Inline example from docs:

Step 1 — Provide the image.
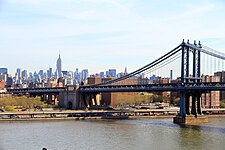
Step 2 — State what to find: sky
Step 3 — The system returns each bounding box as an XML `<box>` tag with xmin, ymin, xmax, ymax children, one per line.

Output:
<box><xmin>1</xmin><ymin>0</ymin><xmax>225</xmax><ymax>75</ymax></box>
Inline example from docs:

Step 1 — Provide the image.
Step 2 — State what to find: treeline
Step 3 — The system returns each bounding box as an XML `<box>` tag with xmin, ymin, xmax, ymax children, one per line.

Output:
<box><xmin>0</xmin><ymin>96</ymin><xmax>47</xmax><ymax>111</ymax></box>
<box><xmin>115</xmin><ymin>93</ymin><xmax>180</xmax><ymax>106</ymax></box>
<box><xmin>220</xmin><ymin>100</ymin><xmax>225</xmax><ymax>108</ymax></box>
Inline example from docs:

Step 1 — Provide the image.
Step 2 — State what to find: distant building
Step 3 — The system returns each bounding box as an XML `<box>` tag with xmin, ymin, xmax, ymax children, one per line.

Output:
<box><xmin>62</xmin><ymin>71</ymin><xmax>68</xmax><ymax>77</ymax></box>
<box><xmin>0</xmin><ymin>68</ymin><xmax>7</xmax><ymax>74</ymax></box>
<box><xmin>47</xmin><ymin>67</ymin><xmax>53</xmax><ymax>79</ymax></box>
<box><xmin>22</xmin><ymin>70</ymin><xmax>28</xmax><ymax>81</ymax></box>
<box><xmin>138</xmin><ymin>76</ymin><xmax>149</xmax><ymax>84</ymax></box>
<box><xmin>214</xmin><ymin>71</ymin><xmax>225</xmax><ymax>101</ymax></box>
<box><xmin>16</xmin><ymin>68</ymin><xmax>21</xmax><ymax>84</ymax></box>
<box><xmin>81</xmin><ymin>69</ymin><xmax>89</xmax><ymax>82</ymax></box>
<box><xmin>87</xmin><ymin>75</ymin><xmax>101</xmax><ymax>85</ymax></box>
<box><xmin>100</xmin><ymin>72</ymin><xmax>104</xmax><ymax>79</ymax></box>
<box><xmin>153</xmin><ymin>77</ymin><xmax>170</xmax><ymax>97</ymax></box>
<box><xmin>6</xmin><ymin>76</ymin><xmax>13</xmax><ymax>87</ymax></box>
<box><xmin>74</xmin><ymin>68</ymin><xmax>79</xmax><ymax>82</ymax></box>
<box><xmin>106</xmin><ymin>69</ymin><xmax>116</xmax><ymax>78</ymax></box>
<box><xmin>101</xmin><ymin>77</ymin><xmax>139</xmax><ymax>106</ymax></box>
<box><xmin>0</xmin><ymin>80</ymin><xmax>5</xmax><ymax>90</ymax></box>
<box><xmin>170</xmin><ymin>70</ymin><xmax>173</xmax><ymax>80</ymax></box>
<box><xmin>124</xmin><ymin>67</ymin><xmax>128</xmax><ymax>75</ymax></box>
<box><xmin>201</xmin><ymin>75</ymin><xmax>220</xmax><ymax>108</ymax></box>
<box><xmin>149</xmin><ymin>75</ymin><xmax>158</xmax><ymax>83</ymax></box>
<box><xmin>56</xmin><ymin>53</ymin><xmax>62</xmax><ymax>78</ymax></box>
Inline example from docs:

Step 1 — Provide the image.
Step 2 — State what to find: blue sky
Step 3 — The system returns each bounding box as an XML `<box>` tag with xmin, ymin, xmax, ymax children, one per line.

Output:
<box><xmin>1</xmin><ymin>0</ymin><xmax>225</xmax><ymax>75</ymax></box>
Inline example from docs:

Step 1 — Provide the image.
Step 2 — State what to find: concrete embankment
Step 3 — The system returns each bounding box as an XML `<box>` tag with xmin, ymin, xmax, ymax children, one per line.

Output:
<box><xmin>0</xmin><ymin>108</ymin><xmax>225</xmax><ymax>121</ymax></box>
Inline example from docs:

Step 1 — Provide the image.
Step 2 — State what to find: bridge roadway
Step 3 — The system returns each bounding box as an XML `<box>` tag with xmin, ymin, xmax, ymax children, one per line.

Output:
<box><xmin>79</xmin><ymin>82</ymin><xmax>225</xmax><ymax>93</ymax></box>
<box><xmin>7</xmin><ymin>87</ymin><xmax>65</xmax><ymax>94</ymax></box>
<box><xmin>6</xmin><ymin>82</ymin><xmax>225</xmax><ymax>94</ymax></box>
<box><xmin>0</xmin><ymin>108</ymin><xmax>224</xmax><ymax>119</ymax></box>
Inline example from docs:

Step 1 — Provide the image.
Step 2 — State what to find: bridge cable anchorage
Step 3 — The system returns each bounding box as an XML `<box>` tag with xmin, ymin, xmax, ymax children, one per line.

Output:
<box><xmin>86</xmin><ymin>44</ymin><xmax>183</xmax><ymax>87</ymax></box>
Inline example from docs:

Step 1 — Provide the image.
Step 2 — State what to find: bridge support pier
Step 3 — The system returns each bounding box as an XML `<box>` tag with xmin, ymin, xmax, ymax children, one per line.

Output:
<box><xmin>174</xmin><ymin>40</ymin><xmax>208</xmax><ymax>125</ymax></box>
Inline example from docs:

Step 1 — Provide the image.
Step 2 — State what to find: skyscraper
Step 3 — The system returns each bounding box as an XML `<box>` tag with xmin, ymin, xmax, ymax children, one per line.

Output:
<box><xmin>108</xmin><ymin>69</ymin><xmax>116</xmax><ymax>78</ymax></box>
<box><xmin>81</xmin><ymin>69</ymin><xmax>89</xmax><ymax>81</ymax></box>
<box><xmin>0</xmin><ymin>68</ymin><xmax>7</xmax><ymax>74</ymax></box>
<box><xmin>56</xmin><ymin>52</ymin><xmax>62</xmax><ymax>78</ymax></box>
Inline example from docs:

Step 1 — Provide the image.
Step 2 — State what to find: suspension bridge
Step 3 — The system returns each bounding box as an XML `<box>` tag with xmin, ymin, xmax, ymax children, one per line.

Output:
<box><xmin>78</xmin><ymin>39</ymin><xmax>225</xmax><ymax>124</ymax></box>
<box><xmin>7</xmin><ymin>39</ymin><xmax>225</xmax><ymax>124</ymax></box>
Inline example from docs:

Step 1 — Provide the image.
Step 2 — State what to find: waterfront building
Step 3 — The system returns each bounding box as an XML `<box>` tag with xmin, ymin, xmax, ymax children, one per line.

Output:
<box><xmin>201</xmin><ymin>75</ymin><xmax>220</xmax><ymax>108</ymax></box>
<box><xmin>153</xmin><ymin>77</ymin><xmax>170</xmax><ymax>97</ymax></box>
<box><xmin>101</xmin><ymin>77</ymin><xmax>139</xmax><ymax>106</ymax></box>
<box><xmin>214</xmin><ymin>71</ymin><xmax>225</xmax><ymax>101</ymax></box>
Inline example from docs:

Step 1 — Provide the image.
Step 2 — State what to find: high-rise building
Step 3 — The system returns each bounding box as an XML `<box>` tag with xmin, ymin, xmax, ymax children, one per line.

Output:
<box><xmin>81</xmin><ymin>69</ymin><xmax>89</xmax><ymax>81</ymax></box>
<box><xmin>170</xmin><ymin>70</ymin><xmax>173</xmax><ymax>80</ymax></box>
<box><xmin>6</xmin><ymin>76</ymin><xmax>13</xmax><ymax>87</ymax></box>
<box><xmin>74</xmin><ymin>68</ymin><xmax>79</xmax><ymax>81</ymax></box>
<box><xmin>0</xmin><ymin>68</ymin><xmax>7</xmax><ymax>74</ymax></box>
<box><xmin>107</xmin><ymin>69</ymin><xmax>116</xmax><ymax>78</ymax></box>
<box><xmin>47</xmin><ymin>67</ymin><xmax>53</xmax><ymax>79</ymax></box>
<box><xmin>22</xmin><ymin>70</ymin><xmax>28</xmax><ymax>81</ymax></box>
<box><xmin>124</xmin><ymin>67</ymin><xmax>128</xmax><ymax>75</ymax></box>
<box><xmin>100</xmin><ymin>72</ymin><xmax>104</xmax><ymax>79</ymax></box>
<box><xmin>16</xmin><ymin>68</ymin><xmax>21</xmax><ymax>84</ymax></box>
<box><xmin>56</xmin><ymin>53</ymin><xmax>62</xmax><ymax>78</ymax></box>
<box><xmin>39</xmin><ymin>70</ymin><xmax>44</xmax><ymax>79</ymax></box>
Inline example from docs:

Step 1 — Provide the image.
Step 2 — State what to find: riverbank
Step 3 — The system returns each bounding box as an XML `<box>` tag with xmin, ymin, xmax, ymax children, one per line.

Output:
<box><xmin>0</xmin><ymin>108</ymin><xmax>225</xmax><ymax>121</ymax></box>
<box><xmin>0</xmin><ymin>114</ymin><xmax>225</xmax><ymax>121</ymax></box>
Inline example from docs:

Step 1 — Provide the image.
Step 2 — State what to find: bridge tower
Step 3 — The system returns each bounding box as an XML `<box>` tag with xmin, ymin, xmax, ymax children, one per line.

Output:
<box><xmin>174</xmin><ymin>40</ymin><xmax>208</xmax><ymax>124</ymax></box>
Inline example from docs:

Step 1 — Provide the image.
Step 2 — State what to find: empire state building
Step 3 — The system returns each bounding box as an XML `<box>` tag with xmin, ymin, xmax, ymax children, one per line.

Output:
<box><xmin>57</xmin><ymin>53</ymin><xmax>62</xmax><ymax>78</ymax></box>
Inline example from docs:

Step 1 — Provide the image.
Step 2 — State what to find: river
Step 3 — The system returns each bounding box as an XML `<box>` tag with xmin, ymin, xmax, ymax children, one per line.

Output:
<box><xmin>0</xmin><ymin>117</ymin><xmax>225</xmax><ymax>150</ymax></box>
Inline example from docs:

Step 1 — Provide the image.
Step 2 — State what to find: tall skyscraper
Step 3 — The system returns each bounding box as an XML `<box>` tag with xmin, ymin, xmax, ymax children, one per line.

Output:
<box><xmin>16</xmin><ymin>68</ymin><xmax>21</xmax><ymax>84</ymax></box>
<box><xmin>47</xmin><ymin>67</ymin><xmax>53</xmax><ymax>79</ymax></box>
<box><xmin>81</xmin><ymin>69</ymin><xmax>89</xmax><ymax>81</ymax></box>
<box><xmin>56</xmin><ymin>52</ymin><xmax>62</xmax><ymax>78</ymax></box>
<box><xmin>170</xmin><ymin>70</ymin><xmax>173</xmax><ymax>80</ymax></box>
<box><xmin>22</xmin><ymin>70</ymin><xmax>28</xmax><ymax>81</ymax></box>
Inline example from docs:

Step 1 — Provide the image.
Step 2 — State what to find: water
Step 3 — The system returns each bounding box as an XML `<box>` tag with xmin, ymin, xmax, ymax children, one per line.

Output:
<box><xmin>0</xmin><ymin>117</ymin><xmax>225</xmax><ymax>150</ymax></box>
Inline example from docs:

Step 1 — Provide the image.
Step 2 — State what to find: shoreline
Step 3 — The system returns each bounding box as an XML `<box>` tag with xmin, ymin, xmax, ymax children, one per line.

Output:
<box><xmin>0</xmin><ymin>114</ymin><xmax>224</xmax><ymax>121</ymax></box>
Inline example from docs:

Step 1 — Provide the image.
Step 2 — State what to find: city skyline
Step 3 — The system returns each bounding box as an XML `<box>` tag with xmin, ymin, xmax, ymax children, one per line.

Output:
<box><xmin>1</xmin><ymin>0</ymin><xmax>225</xmax><ymax>74</ymax></box>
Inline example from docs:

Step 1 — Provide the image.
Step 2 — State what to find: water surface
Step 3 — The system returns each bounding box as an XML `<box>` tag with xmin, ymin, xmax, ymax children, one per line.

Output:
<box><xmin>0</xmin><ymin>117</ymin><xmax>225</xmax><ymax>150</ymax></box>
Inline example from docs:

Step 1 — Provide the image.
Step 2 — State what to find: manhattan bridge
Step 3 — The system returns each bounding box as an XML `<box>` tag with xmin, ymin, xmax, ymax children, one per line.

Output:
<box><xmin>8</xmin><ymin>39</ymin><xmax>225</xmax><ymax>123</ymax></box>
<box><xmin>79</xmin><ymin>39</ymin><xmax>225</xmax><ymax>118</ymax></box>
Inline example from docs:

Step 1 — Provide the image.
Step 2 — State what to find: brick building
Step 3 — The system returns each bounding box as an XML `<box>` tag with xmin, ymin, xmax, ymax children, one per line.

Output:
<box><xmin>87</xmin><ymin>76</ymin><xmax>142</xmax><ymax>106</ymax></box>
<box><xmin>0</xmin><ymin>80</ymin><xmax>5</xmax><ymax>90</ymax></box>
<box><xmin>214</xmin><ymin>71</ymin><xmax>225</xmax><ymax>101</ymax></box>
<box><xmin>201</xmin><ymin>75</ymin><xmax>220</xmax><ymax>108</ymax></box>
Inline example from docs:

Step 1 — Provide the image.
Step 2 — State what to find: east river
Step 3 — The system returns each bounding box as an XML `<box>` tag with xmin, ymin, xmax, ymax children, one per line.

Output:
<box><xmin>0</xmin><ymin>117</ymin><xmax>225</xmax><ymax>150</ymax></box>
